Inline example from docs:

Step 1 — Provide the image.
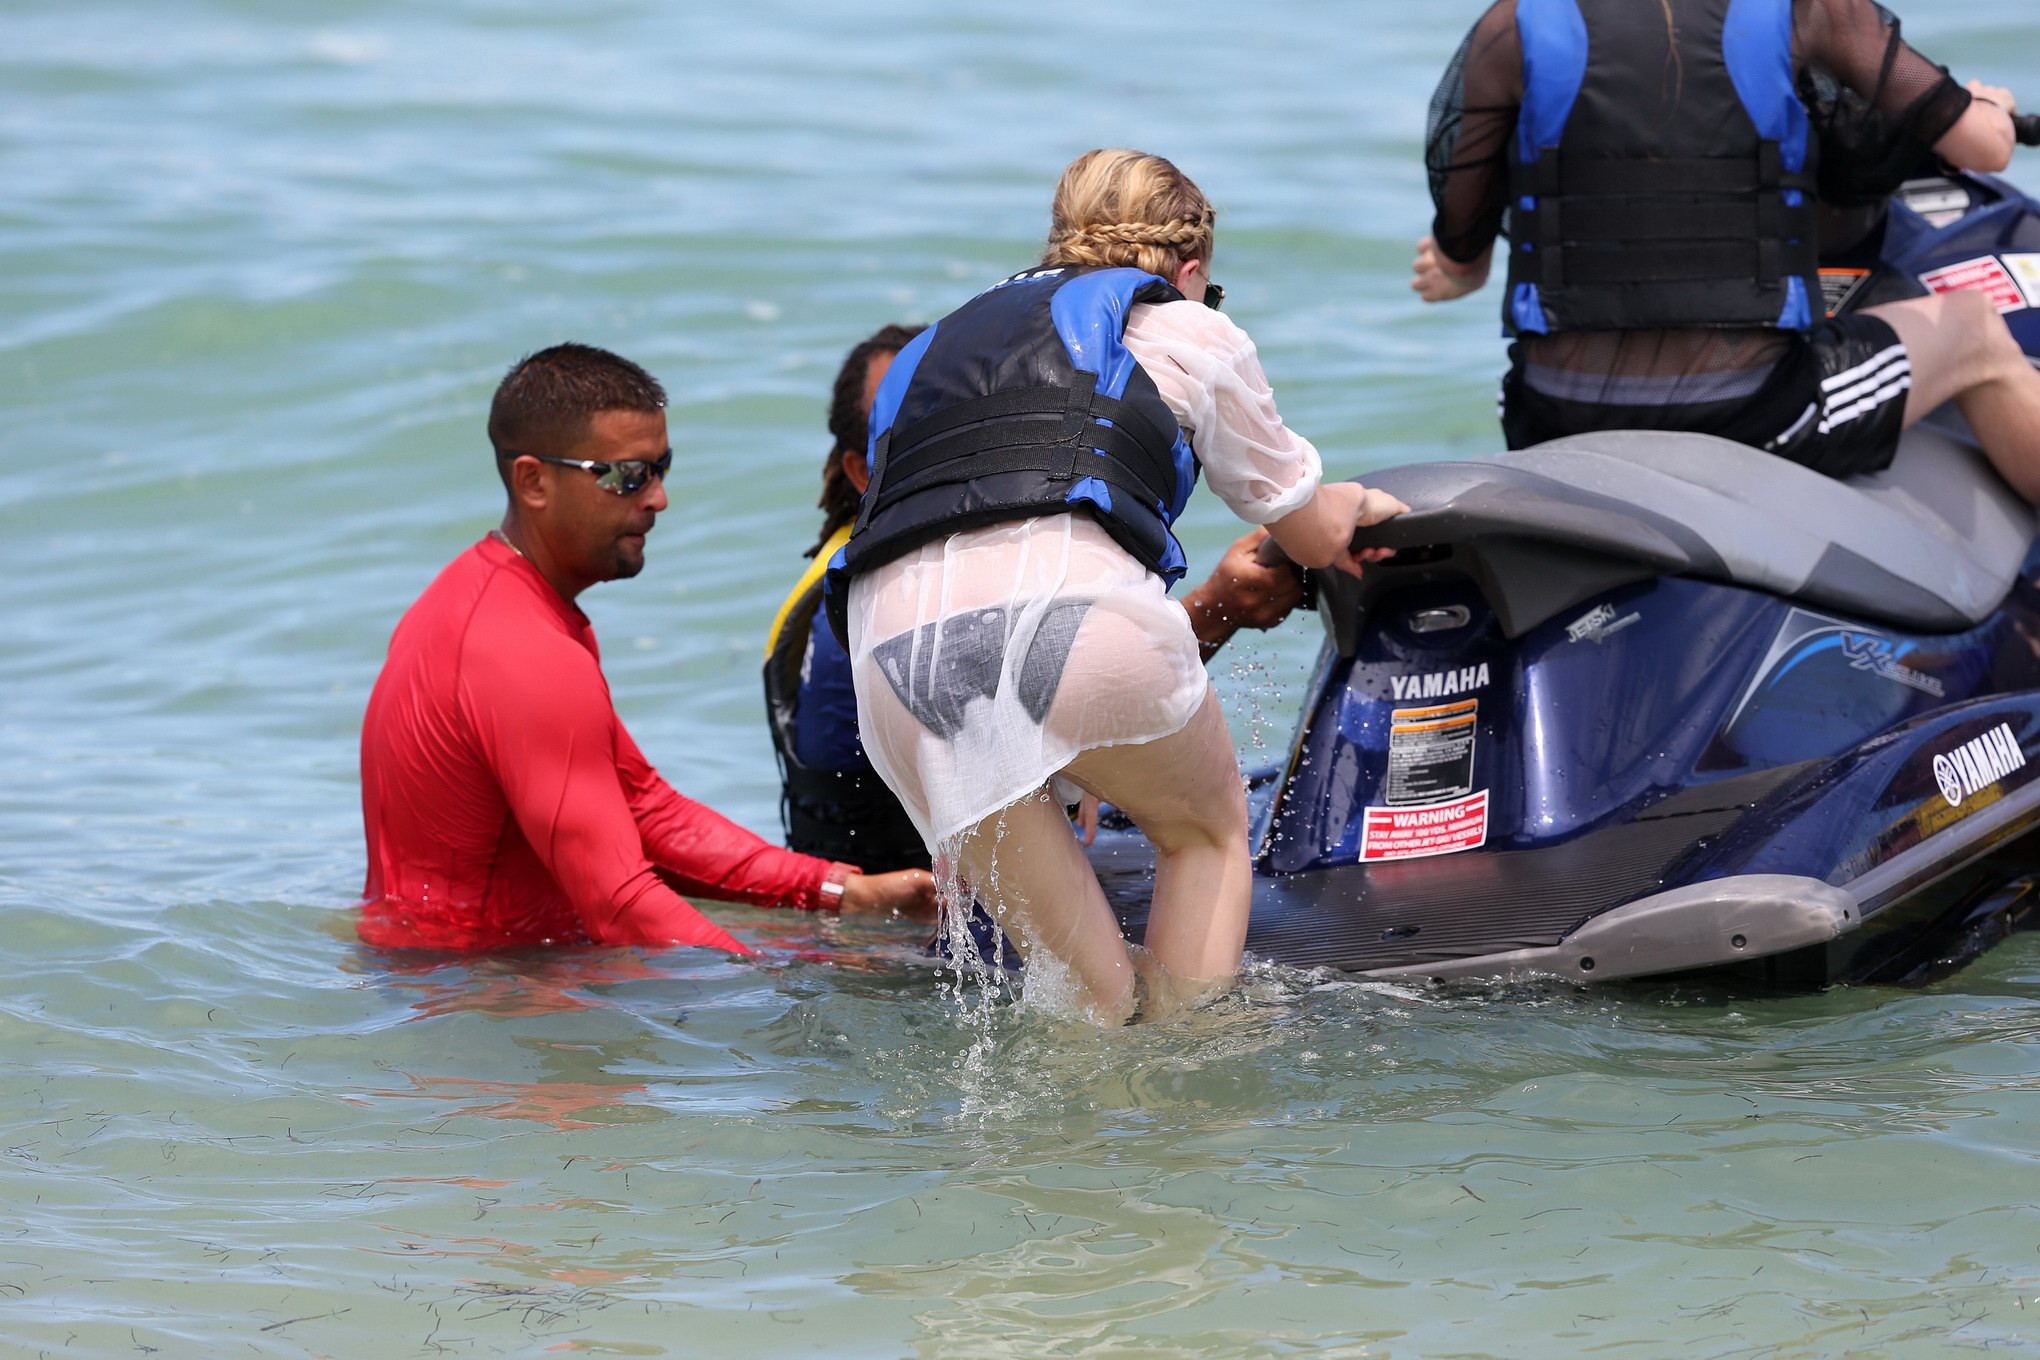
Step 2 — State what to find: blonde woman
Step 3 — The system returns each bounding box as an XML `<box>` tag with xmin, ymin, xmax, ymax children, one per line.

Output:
<box><xmin>825</xmin><ymin>149</ymin><xmax>1406</xmax><ymax>1023</ymax></box>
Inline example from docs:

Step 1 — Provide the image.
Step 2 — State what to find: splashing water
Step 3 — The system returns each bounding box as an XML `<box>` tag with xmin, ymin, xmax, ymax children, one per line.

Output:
<box><xmin>931</xmin><ymin>808</ymin><xmax>1015</xmax><ymax>1102</ymax></box>
<box><xmin>930</xmin><ymin>788</ymin><xmax>1133</xmax><ymax>1115</ymax></box>
<box><xmin>1224</xmin><ymin>645</ymin><xmax>1279</xmax><ymax>761</ymax></box>
<box><xmin>1222</xmin><ymin>635</ymin><xmax>1317</xmax><ymax>767</ymax></box>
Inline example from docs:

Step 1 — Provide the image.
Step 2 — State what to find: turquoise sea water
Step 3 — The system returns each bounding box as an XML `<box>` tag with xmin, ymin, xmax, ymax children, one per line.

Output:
<box><xmin>5</xmin><ymin>1</ymin><xmax>2040</xmax><ymax>1355</ymax></box>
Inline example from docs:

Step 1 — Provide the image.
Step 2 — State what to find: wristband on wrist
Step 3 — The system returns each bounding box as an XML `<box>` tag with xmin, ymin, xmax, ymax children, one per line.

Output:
<box><xmin>817</xmin><ymin>862</ymin><xmax>856</xmax><ymax>909</ymax></box>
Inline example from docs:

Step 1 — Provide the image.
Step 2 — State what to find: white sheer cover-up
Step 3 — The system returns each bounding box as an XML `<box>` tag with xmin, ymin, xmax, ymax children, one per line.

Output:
<box><xmin>846</xmin><ymin>299</ymin><xmax>1325</xmax><ymax>848</ymax></box>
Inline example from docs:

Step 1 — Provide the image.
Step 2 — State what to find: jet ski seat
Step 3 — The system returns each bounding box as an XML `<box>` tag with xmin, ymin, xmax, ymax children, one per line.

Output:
<box><xmin>1336</xmin><ymin>425</ymin><xmax>2036</xmax><ymax>645</ymax></box>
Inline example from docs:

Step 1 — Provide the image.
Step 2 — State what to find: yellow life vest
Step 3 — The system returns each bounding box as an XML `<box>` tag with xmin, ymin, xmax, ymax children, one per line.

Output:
<box><xmin>766</xmin><ymin>524</ymin><xmax>850</xmax><ymax>660</ymax></box>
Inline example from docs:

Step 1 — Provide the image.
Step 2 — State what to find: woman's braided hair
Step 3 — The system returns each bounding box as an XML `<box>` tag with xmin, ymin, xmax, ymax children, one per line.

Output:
<box><xmin>1043</xmin><ymin>148</ymin><xmax>1216</xmax><ymax>280</ymax></box>
<box><xmin>808</xmin><ymin>323</ymin><xmax>925</xmax><ymax>558</ymax></box>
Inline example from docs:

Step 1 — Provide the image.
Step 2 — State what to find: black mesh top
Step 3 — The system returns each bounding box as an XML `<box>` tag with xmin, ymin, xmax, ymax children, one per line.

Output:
<box><xmin>1425</xmin><ymin>0</ymin><xmax>1972</xmax><ymax>402</ymax></box>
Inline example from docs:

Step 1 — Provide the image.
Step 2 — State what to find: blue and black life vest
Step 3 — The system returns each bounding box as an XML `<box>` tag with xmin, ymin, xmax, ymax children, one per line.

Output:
<box><xmin>1504</xmin><ymin>0</ymin><xmax>1821</xmax><ymax>336</ymax></box>
<box><xmin>762</xmin><ymin>545</ymin><xmax>929</xmax><ymax>870</ymax></box>
<box><xmin>824</xmin><ymin>265</ymin><xmax>1198</xmax><ymax>644</ymax></box>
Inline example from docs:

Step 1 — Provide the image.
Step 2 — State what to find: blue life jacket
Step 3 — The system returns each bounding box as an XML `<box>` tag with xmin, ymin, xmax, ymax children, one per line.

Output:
<box><xmin>792</xmin><ymin>607</ymin><xmax>864</xmax><ymax>774</ymax></box>
<box><xmin>1504</xmin><ymin>0</ymin><xmax>1820</xmax><ymax>336</ymax></box>
<box><xmin>824</xmin><ymin>265</ymin><xmax>1198</xmax><ymax>644</ymax></box>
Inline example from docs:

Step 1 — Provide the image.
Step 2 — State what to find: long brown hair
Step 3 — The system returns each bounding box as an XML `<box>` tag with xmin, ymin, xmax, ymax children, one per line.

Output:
<box><xmin>808</xmin><ymin>323</ymin><xmax>924</xmax><ymax>558</ymax></box>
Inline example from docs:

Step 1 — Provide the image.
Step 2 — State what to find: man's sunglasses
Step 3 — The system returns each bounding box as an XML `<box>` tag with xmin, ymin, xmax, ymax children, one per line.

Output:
<box><xmin>496</xmin><ymin>448</ymin><xmax>673</xmax><ymax>495</ymax></box>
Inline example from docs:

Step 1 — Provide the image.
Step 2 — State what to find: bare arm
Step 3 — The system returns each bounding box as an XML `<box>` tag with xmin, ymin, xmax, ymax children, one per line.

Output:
<box><xmin>1935</xmin><ymin>82</ymin><xmax>2018</xmax><ymax>172</ymax></box>
<box><xmin>1177</xmin><ymin>528</ymin><xmax>1307</xmax><ymax>661</ymax></box>
<box><xmin>1267</xmin><ymin>481</ymin><xmax>1408</xmax><ymax>574</ymax></box>
<box><xmin>620</xmin><ymin>723</ymin><xmax>936</xmax><ymax>920</ymax></box>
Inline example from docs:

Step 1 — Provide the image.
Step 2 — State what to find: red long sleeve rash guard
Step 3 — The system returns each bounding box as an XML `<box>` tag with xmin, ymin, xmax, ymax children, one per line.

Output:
<box><xmin>359</xmin><ymin>536</ymin><xmax>840</xmax><ymax>954</ymax></box>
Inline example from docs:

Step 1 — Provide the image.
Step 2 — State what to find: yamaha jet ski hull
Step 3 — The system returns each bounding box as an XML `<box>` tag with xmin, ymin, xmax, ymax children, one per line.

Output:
<box><xmin>1095</xmin><ymin>487</ymin><xmax>2040</xmax><ymax>986</ymax></box>
<box><xmin>1090</xmin><ymin>162</ymin><xmax>2040</xmax><ymax>986</ymax></box>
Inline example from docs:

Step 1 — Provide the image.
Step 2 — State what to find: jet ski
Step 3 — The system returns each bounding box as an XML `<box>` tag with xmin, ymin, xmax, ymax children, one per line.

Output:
<box><xmin>1090</xmin><ymin>120</ymin><xmax>2040</xmax><ymax>987</ymax></box>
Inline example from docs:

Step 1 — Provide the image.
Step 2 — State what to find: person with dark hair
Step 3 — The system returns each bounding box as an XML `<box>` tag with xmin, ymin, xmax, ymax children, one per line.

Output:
<box><xmin>765</xmin><ymin>326</ymin><xmax>931</xmax><ymax>869</ymax></box>
<box><xmin>1413</xmin><ymin>0</ymin><xmax>2040</xmax><ymax>499</ymax></box>
<box><xmin>765</xmin><ymin>324</ymin><xmax>1318</xmax><ymax>872</ymax></box>
<box><xmin>812</xmin><ymin>324</ymin><xmax>928</xmax><ymax>564</ymax></box>
<box><xmin>359</xmin><ymin>342</ymin><xmax>937</xmax><ymax>955</ymax></box>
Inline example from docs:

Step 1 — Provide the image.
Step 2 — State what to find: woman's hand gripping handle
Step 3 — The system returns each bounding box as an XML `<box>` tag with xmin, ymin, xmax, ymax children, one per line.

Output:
<box><xmin>1266</xmin><ymin>481</ymin><xmax>1409</xmax><ymax>578</ymax></box>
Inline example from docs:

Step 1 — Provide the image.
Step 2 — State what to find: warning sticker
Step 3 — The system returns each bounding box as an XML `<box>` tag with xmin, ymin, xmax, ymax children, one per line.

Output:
<box><xmin>1920</xmin><ymin>256</ymin><xmax>2028</xmax><ymax>314</ymax></box>
<box><xmin>2005</xmin><ymin>254</ymin><xmax>2040</xmax><ymax>310</ymax></box>
<box><xmin>1819</xmin><ymin>267</ymin><xmax>1870</xmax><ymax>318</ymax></box>
<box><xmin>1360</xmin><ymin>790</ymin><xmax>1490</xmax><ymax>863</ymax></box>
<box><xmin>1385</xmin><ymin>698</ymin><xmax>1477</xmax><ymax>806</ymax></box>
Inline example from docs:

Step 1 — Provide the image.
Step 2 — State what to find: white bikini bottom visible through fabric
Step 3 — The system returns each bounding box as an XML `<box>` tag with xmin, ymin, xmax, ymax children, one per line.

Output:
<box><xmin>847</xmin><ymin>515</ymin><xmax>1208</xmax><ymax>848</ymax></box>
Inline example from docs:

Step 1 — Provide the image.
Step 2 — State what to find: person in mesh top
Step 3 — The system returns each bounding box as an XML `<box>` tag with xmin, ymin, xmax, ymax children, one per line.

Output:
<box><xmin>1412</xmin><ymin>0</ymin><xmax>2040</xmax><ymax>498</ymax></box>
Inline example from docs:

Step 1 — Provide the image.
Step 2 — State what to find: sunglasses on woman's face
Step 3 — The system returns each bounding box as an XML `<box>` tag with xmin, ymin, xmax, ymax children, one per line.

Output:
<box><xmin>1203</xmin><ymin>281</ymin><xmax>1225</xmax><ymax>311</ymax></box>
<box><xmin>495</xmin><ymin>448</ymin><xmax>674</xmax><ymax>495</ymax></box>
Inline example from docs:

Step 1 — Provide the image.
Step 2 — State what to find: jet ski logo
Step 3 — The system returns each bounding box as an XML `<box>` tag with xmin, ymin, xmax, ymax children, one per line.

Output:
<box><xmin>1565</xmin><ymin>602</ymin><xmax>1640</xmax><ymax>645</ymax></box>
<box><xmin>1724</xmin><ymin>609</ymin><xmax>1948</xmax><ymax>739</ymax></box>
<box><xmin>1931</xmin><ymin>723</ymin><xmax>2026</xmax><ymax>809</ymax></box>
<box><xmin>1841</xmin><ymin>632</ymin><xmax>1945</xmax><ymax>698</ymax></box>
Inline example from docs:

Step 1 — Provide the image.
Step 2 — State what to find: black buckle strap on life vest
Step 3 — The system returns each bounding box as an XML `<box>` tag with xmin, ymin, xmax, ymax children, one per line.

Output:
<box><xmin>1539</xmin><ymin>148</ymin><xmax>1810</xmax><ymax>202</ymax></box>
<box><xmin>1757</xmin><ymin>139</ymin><xmax>1781</xmax><ymax>191</ymax></box>
<box><xmin>1524</xmin><ymin>146</ymin><xmax>1562</xmax><ymax>198</ymax></box>
<box><xmin>1554</xmin><ymin>151</ymin><xmax>1810</xmax><ymax>200</ymax></box>
<box><xmin>1517</xmin><ymin>137</ymin><xmax>1816</xmax><ymax>296</ymax></box>
<box><xmin>1577</xmin><ymin>199</ymin><xmax>1761</xmax><ymax>241</ymax></box>
<box><xmin>1560</xmin><ymin>241</ymin><xmax>1767</xmax><ymax>286</ymax></box>
<box><xmin>876</xmin><ymin>411</ymin><xmax>1171</xmax><ymax>504</ymax></box>
<box><xmin>883</xmin><ymin>368</ymin><xmax>1176</xmax><ymax>476</ymax></box>
<box><xmin>1756</xmin><ymin>238</ymin><xmax>1781</xmax><ymax>291</ymax></box>
<box><xmin>870</xmin><ymin>446</ymin><xmax>1172</xmax><ymax>525</ymax></box>
<box><xmin>1537</xmin><ymin>196</ymin><xmax>1565</xmax><ymax>290</ymax></box>
<box><xmin>862</xmin><ymin>368</ymin><xmax>1178</xmax><ymax>522</ymax></box>
<box><xmin>1557</xmin><ymin>157</ymin><xmax>1761</xmax><ymax>197</ymax></box>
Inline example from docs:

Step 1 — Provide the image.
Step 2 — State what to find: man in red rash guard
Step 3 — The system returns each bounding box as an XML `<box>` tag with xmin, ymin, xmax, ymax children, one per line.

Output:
<box><xmin>359</xmin><ymin>343</ymin><xmax>937</xmax><ymax>953</ymax></box>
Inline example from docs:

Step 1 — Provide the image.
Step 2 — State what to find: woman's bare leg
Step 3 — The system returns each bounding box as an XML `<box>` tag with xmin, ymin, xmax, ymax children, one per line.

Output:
<box><xmin>1868</xmin><ymin>293</ymin><xmax>2040</xmax><ymax>500</ymax></box>
<box><xmin>1064</xmin><ymin>690</ymin><xmax>1252</xmax><ymax>1010</ymax></box>
<box><xmin>952</xmin><ymin>787</ymin><xmax>1136</xmax><ymax>1026</ymax></box>
<box><xmin>953</xmin><ymin>691</ymin><xmax>1252</xmax><ymax>1025</ymax></box>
